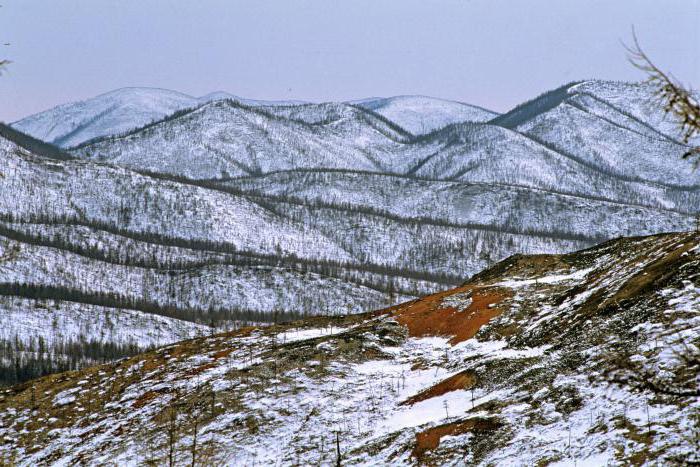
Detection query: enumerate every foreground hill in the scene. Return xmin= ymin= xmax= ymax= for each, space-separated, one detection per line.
xmin=1 ymin=231 xmax=697 ymax=465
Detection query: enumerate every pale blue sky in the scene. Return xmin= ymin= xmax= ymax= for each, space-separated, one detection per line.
xmin=1 ymin=0 xmax=698 ymax=122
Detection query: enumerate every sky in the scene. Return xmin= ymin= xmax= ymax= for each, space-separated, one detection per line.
xmin=1 ymin=0 xmax=699 ymax=122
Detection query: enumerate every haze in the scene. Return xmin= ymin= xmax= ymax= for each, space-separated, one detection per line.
xmin=1 ymin=0 xmax=698 ymax=122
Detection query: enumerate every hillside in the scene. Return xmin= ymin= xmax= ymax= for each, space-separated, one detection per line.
xmin=353 ymin=95 xmax=498 ymax=135
xmin=10 ymin=88 xmax=309 ymax=148
xmin=0 ymin=127 xmax=424 ymax=385
xmin=67 ymin=81 xmax=699 ymax=206
xmin=2 ymin=80 xmax=699 ymax=385
xmin=1 ymin=231 xmax=697 ymax=465
xmin=492 ymin=81 xmax=699 ymax=187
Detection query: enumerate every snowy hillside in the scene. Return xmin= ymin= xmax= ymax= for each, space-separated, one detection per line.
xmin=353 ymin=95 xmax=498 ymax=135
xmin=11 ymin=88 xmax=198 ymax=148
xmin=10 ymin=88 xmax=309 ymax=148
xmin=1 ymin=79 xmax=699 ymax=386
xmin=68 ymin=81 xmax=699 ymax=205
xmin=2 ymin=231 xmax=697 ymax=465
xmin=496 ymin=81 xmax=699 ymax=187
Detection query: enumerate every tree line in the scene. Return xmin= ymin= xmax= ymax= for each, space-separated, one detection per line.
xmin=0 ymin=334 xmax=152 ymax=386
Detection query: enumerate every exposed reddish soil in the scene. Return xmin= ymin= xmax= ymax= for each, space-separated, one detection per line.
xmin=133 ymin=390 xmax=160 ymax=409
xmin=412 ymin=417 xmax=502 ymax=459
xmin=182 ymin=362 xmax=217 ymax=377
xmin=212 ymin=348 xmax=234 ymax=359
xmin=401 ymin=370 xmax=476 ymax=406
xmin=391 ymin=285 xmax=510 ymax=345
xmin=133 ymin=387 xmax=171 ymax=408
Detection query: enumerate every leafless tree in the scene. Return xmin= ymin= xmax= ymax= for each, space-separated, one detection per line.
xmin=625 ymin=30 xmax=700 ymax=166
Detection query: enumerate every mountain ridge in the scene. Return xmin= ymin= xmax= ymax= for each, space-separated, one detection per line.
xmin=11 ymin=88 xmax=491 ymax=147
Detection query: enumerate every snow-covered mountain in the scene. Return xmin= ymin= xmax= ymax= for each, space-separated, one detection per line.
xmin=2 ymin=231 xmax=697 ymax=465
xmin=352 ymin=95 xmax=499 ymax=134
xmin=1 ymin=79 xmax=698 ymax=387
xmin=10 ymin=88 xmax=310 ymax=148
xmin=68 ymin=80 xmax=699 ymax=209
xmin=10 ymin=88 xmax=492 ymax=148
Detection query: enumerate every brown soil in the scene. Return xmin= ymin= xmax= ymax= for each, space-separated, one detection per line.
xmin=607 ymin=237 xmax=697 ymax=305
xmin=412 ymin=417 xmax=502 ymax=458
xmin=391 ymin=285 xmax=511 ymax=345
xmin=182 ymin=362 xmax=217 ymax=377
xmin=132 ymin=388 xmax=169 ymax=409
xmin=401 ymin=370 xmax=476 ymax=406
xmin=212 ymin=348 xmax=233 ymax=359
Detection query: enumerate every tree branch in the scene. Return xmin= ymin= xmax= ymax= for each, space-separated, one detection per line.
xmin=625 ymin=29 xmax=700 ymax=163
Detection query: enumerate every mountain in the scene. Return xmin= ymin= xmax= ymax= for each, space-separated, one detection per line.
xmin=10 ymin=88 xmax=310 ymax=148
xmin=1 ymin=231 xmax=697 ymax=465
xmin=198 ymin=91 xmax=308 ymax=107
xmin=10 ymin=88 xmax=494 ymax=149
xmin=491 ymin=81 xmax=699 ymax=187
xmin=353 ymin=95 xmax=499 ymax=135
xmin=11 ymin=88 xmax=198 ymax=148
xmin=67 ymin=80 xmax=699 ymax=201
xmin=2 ymin=79 xmax=699 ymax=385
xmin=0 ymin=125 xmax=422 ymax=385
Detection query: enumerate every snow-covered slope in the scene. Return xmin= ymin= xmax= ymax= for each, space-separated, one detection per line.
xmin=491 ymin=80 xmax=699 ymax=187
xmin=0 ymin=127 xmax=420 ymax=384
xmin=353 ymin=95 xmax=498 ymax=135
xmin=10 ymin=88 xmax=309 ymax=148
xmin=11 ymin=88 xmax=199 ymax=148
xmin=70 ymin=100 xmax=414 ymax=178
xmin=68 ymin=81 xmax=699 ymax=205
xmin=2 ymin=79 xmax=699 ymax=387
xmin=2 ymin=231 xmax=697 ymax=465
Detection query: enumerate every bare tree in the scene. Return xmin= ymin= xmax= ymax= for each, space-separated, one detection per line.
xmin=626 ymin=30 xmax=700 ymax=166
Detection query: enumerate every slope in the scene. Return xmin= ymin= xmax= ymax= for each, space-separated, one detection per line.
xmin=353 ymin=95 xmax=499 ymax=135
xmin=10 ymin=88 xmax=310 ymax=148
xmin=0 ymin=128 xmax=422 ymax=385
xmin=67 ymin=81 xmax=700 ymax=214
xmin=491 ymin=80 xmax=699 ymax=187
xmin=1 ymin=231 xmax=697 ymax=465
xmin=69 ymin=100 xmax=416 ymax=179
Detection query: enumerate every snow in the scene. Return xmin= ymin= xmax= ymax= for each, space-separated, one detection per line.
xmin=353 ymin=95 xmax=499 ymax=135
xmin=1 ymin=79 xmax=699 ymax=465
xmin=494 ymin=267 xmax=594 ymax=288
xmin=274 ymin=325 xmax=354 ymax=344
xmin=2 ymin=232 xmax=699 ymax=464
xmin=11 ymin=88 xmax=311 ymax=148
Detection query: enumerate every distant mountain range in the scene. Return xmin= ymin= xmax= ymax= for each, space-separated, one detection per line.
xmin=11 ymin=88 xmax=493 ymax=148
xmin=0 ymin=79 xmax=698 ymax=386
